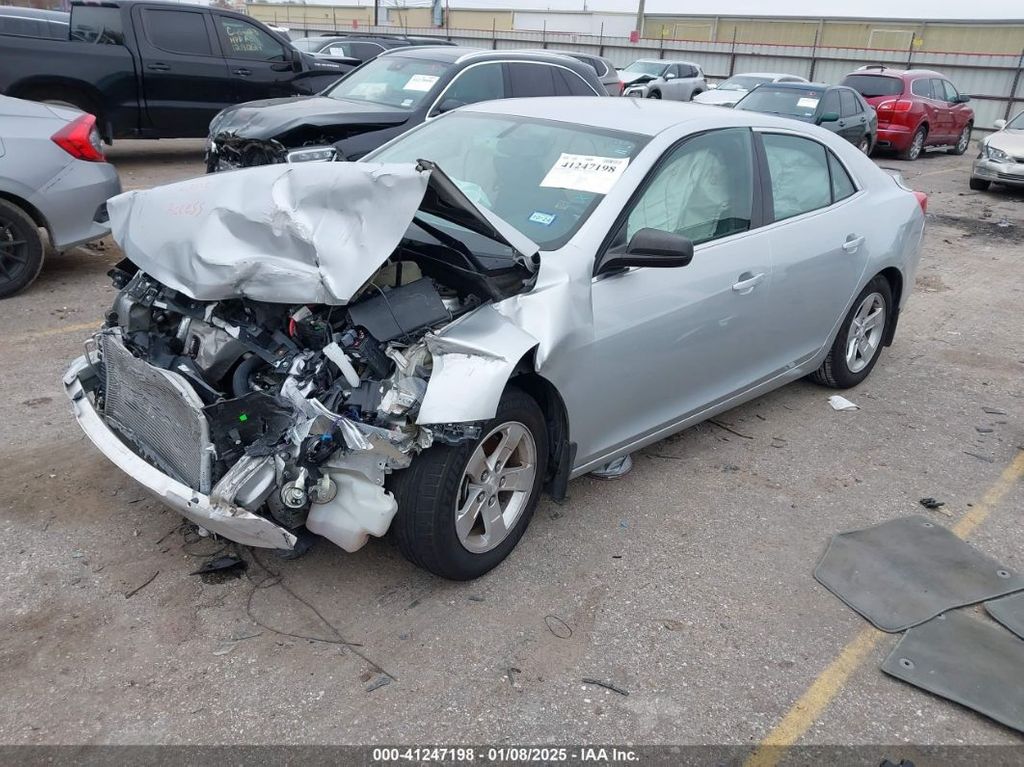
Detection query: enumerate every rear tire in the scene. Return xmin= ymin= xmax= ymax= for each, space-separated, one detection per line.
xmin=0 ymin=199 xmax=45 ymax=299
xmin=948 ymin=123 xmax=972 ymax=155
xmin=810 ymin=276 xmax=892 ymax=389
xmin=899 ymin=126 xmax=927 ymax=160
xmin=388 ymin=387 xmax=548 ymax=580
xmin=969 ymin=176 xmax=991 ymax=191
xmin=647 ymin=90 xmax=661 ymax=99
xmin=857 ymin=134 xmax=872 ymax=155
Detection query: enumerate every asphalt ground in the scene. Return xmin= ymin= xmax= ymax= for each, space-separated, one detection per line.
xmin=0 ymin=138 xmax=1022 ymax=754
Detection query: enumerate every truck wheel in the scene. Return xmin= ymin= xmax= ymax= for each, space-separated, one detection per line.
xmin=0 ymin=199 xmax=45 ymax=299
xmin=387 ymin=386 xmax=548 ymax=580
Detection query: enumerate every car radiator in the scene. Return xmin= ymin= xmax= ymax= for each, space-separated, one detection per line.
xmin=99 ymin=333 xmax=213 ymax=493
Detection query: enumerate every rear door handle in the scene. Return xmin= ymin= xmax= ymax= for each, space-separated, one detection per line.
xmin=842 ymin=235 xmax=865 ymax=253
xmin=233 ymin=67 xmax=252 ymax=76
xmin=147 ymin=62 xmax=170 ymax=71
xmin=732 ymin=272 xmax=765 ymax=294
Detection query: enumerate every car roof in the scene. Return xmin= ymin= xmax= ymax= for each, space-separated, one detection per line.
xmin=383 ymin=46 xmax=592 ymax=68
xmin=633 ymin=58 xmax=699 ymax=66
xmin=754 ymin=81 xmax=834 ymax=90
xmin=731 ymin=72 xmax=802 ymax=79
xmin=849 ymin=67 xmax=946 ymax=79
xmin=459 ymin=96 xmax=838 ymax=137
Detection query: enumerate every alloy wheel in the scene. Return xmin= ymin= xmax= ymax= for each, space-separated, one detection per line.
xmin=908 ymin=130 xmax=925 ymax=160
xmin=956 ymin=126 xmax=970 ymax=153
xmin=455 ymin=421 xmax=537 ymax=554
xmin=0 ymin=220 xmax=29 ymax=285
xmin=845 ymin=292 xmax=886 ymax=374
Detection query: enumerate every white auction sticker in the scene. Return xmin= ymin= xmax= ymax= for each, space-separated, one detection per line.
xmin=540 ymin=153 xmax=630 ymax=195
xmin=796 ymin=97 xmax=820 ymax=109
xmin=404 ymin=74 xmax=440 ymax=92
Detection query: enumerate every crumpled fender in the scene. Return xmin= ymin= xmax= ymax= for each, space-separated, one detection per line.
xmin=416 ymin=305 xmax=539 ymax=425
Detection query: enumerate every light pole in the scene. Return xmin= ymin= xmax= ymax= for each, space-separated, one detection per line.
xmin=635 ymin=0 xmax=645 ymax=38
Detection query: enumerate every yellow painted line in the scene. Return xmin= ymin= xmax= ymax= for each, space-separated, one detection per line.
xmin=745 ymin=448 xmax=1024 ymax=767
xmin=6 ymin=321 xmax=98 ymax=345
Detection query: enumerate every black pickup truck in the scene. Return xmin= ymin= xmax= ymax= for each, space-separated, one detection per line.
xmin=0 ymin=0 xmax=350 ymax=141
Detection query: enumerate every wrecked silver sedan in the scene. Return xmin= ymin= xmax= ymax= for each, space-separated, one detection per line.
xmin=65 ymin=98 xmax=925 ymax=579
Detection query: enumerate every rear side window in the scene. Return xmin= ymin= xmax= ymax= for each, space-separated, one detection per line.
xmin=553 ymin=67 xmax=596 ymax=96
xmin=911 ymin=79 xmax=935 ymax=99
xmin=507 ymin=62 xmax=558 ymax=97
xmin=842 ymin=74 xmax=903 ymax=98
xmin=839 ymin=89 xmax=859 ymax=117
xmin=70 ymin=6 xmax=123 ymax=45
xmin=143 ymin=9 xmax=212 ymax=56
xmin=829 ymin=152 xmax=856 ymax=202
xmin=762 ymin=134 xmax=832 ymax=220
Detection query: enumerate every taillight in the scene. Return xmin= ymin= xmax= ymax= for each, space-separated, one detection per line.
xmin=618 ymin=81 xmax=625 ymax=95
xmin=51 ymin=113 xmax=105 ymax=162
xmin=914 ymin=191 xmax=928 ymax=213
xmin=893 ymin=99 xmax=914 ymax=112
xmin=875 ymin=99 xmax=896 ymax=116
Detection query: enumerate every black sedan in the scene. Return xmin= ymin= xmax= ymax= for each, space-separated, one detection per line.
xmin=734 ymin=82 xmax=877 ymax=154
xmin=206 ymin=46 xmax=605 ymax=171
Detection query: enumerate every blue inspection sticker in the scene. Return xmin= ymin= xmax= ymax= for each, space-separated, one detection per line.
xmin=529 ymin=211 xmax=557 ymax=226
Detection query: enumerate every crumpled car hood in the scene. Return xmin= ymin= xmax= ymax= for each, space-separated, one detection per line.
xmin=212 ymin=95 xmax=410 ymax=141
xmin=106 ymin=161 xmax=538 ymax=305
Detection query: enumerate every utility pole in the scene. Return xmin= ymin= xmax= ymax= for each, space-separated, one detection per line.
xmin=634 ymin=0 xmax=645 ymax=38
xmin=373 ymin=0 xmax=379 ymax=27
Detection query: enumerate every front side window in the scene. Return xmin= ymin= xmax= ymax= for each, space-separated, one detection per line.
xmin=70 ymin=6 xmax=123 ymax=45
xmin=442 ymin=62 xmax=505 ymax=107
xmin=218 ymin=17 xmax=285 ymax=61
xmin=144 ymin=9 xmax=211 ymax=56
xmin=624 ymin=128 xmax=753 ymax=246
xmin=762 ymin=133 xmax=832 ymax=220
xmin=367 ymin=112 xmax=648 ymax=250
xmin=839 ymin=89 xmax=859 ymax=117
xmin=940 ymin=80 xmax=960 ymax=103
xmin=819 ymin=90 xmax=841 ymax=117
xmin=327 ymin=55 xmax=450 ymax=110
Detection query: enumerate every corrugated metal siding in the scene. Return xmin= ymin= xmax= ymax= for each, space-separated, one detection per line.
xmin=264 ymin=11 xmax=1024 ymax=128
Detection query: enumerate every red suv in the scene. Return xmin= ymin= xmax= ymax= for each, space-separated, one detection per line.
xmin=841 ymin=67 xmax=974 ymax=160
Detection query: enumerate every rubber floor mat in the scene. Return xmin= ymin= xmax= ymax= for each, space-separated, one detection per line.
xmin=882 ymin=610 xmax=1024 ymax=733
xmin=987 ymin=592 xmax=1024 ymax=640
xmin=814 ymin=515 xmax=1024 ymax=632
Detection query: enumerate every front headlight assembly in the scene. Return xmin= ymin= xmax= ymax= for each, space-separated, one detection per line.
xmin=984 ymin=144 xmax=1011 ymax=163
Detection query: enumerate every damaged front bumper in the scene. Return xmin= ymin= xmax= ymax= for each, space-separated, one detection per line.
xmin=63 ymin=353 xmax=298 ymax=550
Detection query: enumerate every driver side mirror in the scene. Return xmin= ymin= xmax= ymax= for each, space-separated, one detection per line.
xmin=596 ymin=228 xmax=694 ymax=275
xmin=664 ymin=72 xmax=676 ymax=80
xmin=955 ymin=93 xmax=971 ymax=103
xmin=816 ymin=111 xmax=840 ymax=124
xmin=994 ymin=118 xmax=1007 ymax=130
xmin=435 ymin=98 xmax=466 ymax=115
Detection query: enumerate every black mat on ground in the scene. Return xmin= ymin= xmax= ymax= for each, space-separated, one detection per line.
xmin=882 ymin=610 xmax=1024 ymax=733
xmin=814 ymin=515 xmax=1024 ymax=632
xmin=986 ymin=592 xmax=1024 ymax=640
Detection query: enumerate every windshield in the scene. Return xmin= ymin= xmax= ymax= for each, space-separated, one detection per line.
xmin=842 ymin=74 xmax=903 ymax=98
xmin=325 ymin=55 xmax=449 ymax=109
xmin=623 ymin=61 xmax=667 ymax=77
xmin=735 ymin=87 xmax=823 ymax=119
xmin=718 ymin=75 xmax=773 ymax=91
xmin=367 ymin=113 xmax=649 ymax=250
xmin=1007 ymin=112 xmax=1024 ymax=130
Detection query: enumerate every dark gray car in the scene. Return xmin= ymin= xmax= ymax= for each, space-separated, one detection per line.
xmin=734 ymin=82 xmax=878 ymax=154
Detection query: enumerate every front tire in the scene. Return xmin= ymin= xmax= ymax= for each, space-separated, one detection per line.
xmin=389 ymin=387 xmax=548 ymax=580
xmin=0 ymin=199 xmax=45 ymax=299
xmin=810 ymin=276 xmax=892 ymax=389
xmin=647 ymin=90 xmax=661 ymax=99
xmin=969 ymin=176 xmax=991 ymax=191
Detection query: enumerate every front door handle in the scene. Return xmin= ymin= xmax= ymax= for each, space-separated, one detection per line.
xmin=233 ymin=67 xmax=252 ymax=76
xmin=732 ymin=272 xmax=765 ymax=294
xmin=842 ymin=235 xmax=865 ymax=253
xmin=147 ymin=62 xmax=170 ymax=71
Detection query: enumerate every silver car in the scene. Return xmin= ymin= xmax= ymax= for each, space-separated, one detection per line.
xmin=970 ymin=111 xmax=1024 ymax=191
xmin=620 ymin=59 xmax=706 ymax=100
xmin=694 ymin=72 xmax=809 ymax=108
xmin=0 ymin=95 xmax=121 ymax=297
xmin=65 ymin=98 xmax=925 ymax=579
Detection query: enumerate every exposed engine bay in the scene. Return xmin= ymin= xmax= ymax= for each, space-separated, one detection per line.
xmin=64 ymin=160 xmax=543 ymax=554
